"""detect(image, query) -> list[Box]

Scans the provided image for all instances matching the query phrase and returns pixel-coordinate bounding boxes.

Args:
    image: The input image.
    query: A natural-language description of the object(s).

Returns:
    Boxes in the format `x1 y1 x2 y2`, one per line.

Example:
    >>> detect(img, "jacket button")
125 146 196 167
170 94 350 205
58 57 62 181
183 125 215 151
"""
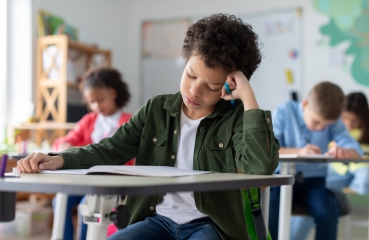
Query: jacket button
219 143 224 148
174 130 177 134
266 118 271 123
150 206 155 211
171 155 176 159
153 138 157 142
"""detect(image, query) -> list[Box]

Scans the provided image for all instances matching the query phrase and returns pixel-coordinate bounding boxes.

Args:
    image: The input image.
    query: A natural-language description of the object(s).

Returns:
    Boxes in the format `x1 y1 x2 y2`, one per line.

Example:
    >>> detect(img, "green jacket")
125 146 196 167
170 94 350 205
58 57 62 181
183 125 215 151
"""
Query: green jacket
60 92 280 240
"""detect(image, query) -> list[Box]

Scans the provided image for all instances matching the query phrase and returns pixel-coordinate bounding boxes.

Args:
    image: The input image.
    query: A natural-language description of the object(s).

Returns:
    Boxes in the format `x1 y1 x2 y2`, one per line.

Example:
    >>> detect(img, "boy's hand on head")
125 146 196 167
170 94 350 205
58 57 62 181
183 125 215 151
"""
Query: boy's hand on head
17 153 64 173
221 71 259 110
299 144 321 155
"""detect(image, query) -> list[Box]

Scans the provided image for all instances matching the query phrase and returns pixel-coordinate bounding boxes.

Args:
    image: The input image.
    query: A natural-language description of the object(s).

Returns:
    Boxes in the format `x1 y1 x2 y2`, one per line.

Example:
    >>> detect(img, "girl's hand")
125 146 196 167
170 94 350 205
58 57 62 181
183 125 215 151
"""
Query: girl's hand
327 146 360 159
17 153 64 173
221 71 259 110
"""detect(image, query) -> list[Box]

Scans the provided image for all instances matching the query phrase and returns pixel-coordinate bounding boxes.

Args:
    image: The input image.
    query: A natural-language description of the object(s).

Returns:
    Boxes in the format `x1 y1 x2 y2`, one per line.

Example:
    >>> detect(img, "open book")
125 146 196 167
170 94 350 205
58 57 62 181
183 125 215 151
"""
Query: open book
37 165 214 177
279 154 335 159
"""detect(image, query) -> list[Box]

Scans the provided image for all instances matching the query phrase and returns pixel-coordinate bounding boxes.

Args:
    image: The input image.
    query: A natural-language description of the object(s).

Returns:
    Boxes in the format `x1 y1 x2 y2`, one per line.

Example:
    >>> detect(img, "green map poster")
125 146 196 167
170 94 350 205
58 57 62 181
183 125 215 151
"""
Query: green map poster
313 0 369 86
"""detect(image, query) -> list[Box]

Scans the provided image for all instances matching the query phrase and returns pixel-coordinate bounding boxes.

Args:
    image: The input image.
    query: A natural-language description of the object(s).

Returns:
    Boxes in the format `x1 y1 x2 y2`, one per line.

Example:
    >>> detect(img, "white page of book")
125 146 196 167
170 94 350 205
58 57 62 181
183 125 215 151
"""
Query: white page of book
33 166 213 177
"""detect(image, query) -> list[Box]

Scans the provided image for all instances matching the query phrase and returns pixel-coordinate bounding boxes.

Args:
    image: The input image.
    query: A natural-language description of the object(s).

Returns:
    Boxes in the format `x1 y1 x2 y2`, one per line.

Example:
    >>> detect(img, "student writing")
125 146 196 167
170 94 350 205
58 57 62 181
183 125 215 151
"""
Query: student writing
291 92 369 240
269 82 363 240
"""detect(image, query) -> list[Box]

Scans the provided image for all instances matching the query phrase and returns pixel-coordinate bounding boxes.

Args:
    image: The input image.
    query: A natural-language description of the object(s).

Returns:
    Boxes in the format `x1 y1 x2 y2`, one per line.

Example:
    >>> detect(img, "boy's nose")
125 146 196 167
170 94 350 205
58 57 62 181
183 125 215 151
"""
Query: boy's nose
190 83 202 97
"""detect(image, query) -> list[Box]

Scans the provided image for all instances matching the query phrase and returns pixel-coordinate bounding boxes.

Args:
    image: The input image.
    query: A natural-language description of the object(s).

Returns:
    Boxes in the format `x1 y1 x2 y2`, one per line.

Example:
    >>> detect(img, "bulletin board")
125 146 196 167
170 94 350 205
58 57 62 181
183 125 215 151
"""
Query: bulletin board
140 8 302 111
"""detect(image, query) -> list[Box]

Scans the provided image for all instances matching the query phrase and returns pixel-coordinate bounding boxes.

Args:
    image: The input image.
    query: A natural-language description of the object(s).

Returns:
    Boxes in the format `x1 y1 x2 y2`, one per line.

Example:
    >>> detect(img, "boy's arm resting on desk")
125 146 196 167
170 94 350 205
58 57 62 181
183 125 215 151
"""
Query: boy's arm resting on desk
233 109 280 175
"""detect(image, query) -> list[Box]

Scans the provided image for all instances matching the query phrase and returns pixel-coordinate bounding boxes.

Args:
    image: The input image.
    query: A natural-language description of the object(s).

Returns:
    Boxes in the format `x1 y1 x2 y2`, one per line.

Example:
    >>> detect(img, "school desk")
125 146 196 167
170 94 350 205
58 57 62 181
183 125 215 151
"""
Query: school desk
0 172 294 240
278 156 366 240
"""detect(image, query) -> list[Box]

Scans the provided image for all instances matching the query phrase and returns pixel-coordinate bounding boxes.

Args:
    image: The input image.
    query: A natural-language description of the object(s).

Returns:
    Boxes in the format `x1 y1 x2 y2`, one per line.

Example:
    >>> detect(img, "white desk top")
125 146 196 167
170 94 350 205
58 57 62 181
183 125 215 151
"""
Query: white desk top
0 173 294 196
278 156 366 163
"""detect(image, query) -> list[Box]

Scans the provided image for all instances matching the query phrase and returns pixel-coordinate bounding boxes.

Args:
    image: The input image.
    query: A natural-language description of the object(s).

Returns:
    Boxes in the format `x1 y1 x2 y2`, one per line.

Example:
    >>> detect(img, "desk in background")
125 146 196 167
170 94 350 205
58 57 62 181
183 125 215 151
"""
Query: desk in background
278 156 366 240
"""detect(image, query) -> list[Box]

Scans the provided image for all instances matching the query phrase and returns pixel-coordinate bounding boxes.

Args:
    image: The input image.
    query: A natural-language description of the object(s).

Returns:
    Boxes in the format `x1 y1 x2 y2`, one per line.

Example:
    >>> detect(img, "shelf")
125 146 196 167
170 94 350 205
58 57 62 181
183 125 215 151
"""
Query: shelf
13 122 77 130
66 82 80 89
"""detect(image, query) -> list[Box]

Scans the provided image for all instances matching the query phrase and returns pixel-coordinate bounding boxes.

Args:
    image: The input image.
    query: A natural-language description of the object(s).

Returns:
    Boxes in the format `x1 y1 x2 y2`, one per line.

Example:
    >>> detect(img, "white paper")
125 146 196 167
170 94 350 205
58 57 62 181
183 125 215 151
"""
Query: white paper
38 166 213 177
87 165 213 177
41 169 88 175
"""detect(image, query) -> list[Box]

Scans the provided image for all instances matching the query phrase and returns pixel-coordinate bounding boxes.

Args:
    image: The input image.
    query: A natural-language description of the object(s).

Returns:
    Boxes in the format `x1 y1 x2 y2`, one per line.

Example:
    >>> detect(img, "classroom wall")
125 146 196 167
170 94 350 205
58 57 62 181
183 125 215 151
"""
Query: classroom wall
7 0 35 126
32 0 369 114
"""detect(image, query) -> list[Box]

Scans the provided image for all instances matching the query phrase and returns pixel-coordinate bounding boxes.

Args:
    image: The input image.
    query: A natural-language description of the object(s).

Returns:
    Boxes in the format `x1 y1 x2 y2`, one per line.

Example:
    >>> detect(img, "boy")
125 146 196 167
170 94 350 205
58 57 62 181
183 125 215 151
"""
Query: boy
269 81 363 240
17 14 280 240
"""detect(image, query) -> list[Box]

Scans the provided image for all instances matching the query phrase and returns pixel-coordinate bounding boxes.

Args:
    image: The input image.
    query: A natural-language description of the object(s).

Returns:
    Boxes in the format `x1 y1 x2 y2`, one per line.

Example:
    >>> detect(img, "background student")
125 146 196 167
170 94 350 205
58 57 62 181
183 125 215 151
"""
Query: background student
290 92 369 240
269 82 363 240
52 67 134 240
17 13 279 240
327 92 369 193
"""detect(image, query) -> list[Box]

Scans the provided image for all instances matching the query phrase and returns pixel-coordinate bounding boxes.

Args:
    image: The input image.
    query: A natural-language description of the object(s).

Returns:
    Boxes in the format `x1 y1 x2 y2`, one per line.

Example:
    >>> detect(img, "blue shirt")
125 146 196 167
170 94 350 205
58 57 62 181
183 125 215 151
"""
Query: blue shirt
272 100 363 178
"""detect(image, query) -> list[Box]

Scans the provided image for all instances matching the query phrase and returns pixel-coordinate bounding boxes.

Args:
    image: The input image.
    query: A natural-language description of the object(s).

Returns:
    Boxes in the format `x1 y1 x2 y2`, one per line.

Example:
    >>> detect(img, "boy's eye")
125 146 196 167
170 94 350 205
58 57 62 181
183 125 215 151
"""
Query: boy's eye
187 72 196 79
208 86 221 92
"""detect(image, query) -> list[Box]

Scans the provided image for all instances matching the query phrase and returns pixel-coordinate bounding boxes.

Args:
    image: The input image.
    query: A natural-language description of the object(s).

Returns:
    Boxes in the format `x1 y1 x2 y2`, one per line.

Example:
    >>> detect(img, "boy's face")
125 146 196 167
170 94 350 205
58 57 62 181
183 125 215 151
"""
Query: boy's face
83 87 118 116
302 100 335 131
180 55 227 119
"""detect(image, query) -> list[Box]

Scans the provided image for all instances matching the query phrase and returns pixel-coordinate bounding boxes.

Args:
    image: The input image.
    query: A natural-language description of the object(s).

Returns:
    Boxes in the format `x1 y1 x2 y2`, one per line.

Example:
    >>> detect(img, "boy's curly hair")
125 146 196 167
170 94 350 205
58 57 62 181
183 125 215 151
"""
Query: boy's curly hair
182 13 262 80
81 67 131 108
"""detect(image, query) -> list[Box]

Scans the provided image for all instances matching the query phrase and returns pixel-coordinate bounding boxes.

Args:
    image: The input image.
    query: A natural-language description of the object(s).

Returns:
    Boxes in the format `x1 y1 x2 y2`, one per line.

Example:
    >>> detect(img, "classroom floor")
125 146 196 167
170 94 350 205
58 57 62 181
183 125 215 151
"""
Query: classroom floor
307 207 369 240
2 208 369 240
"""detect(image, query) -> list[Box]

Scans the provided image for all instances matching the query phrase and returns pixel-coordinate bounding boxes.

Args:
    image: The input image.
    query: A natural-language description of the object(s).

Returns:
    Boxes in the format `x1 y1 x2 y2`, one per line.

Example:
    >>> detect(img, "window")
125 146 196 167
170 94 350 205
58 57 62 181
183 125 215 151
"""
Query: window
0 0 7 143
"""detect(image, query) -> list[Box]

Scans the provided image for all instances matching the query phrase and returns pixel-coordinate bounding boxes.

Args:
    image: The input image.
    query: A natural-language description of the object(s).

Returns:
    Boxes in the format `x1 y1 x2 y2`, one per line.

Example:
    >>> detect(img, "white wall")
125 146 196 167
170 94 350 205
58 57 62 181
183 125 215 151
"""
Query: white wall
34 0 139 113
33 0 369 114
8 0 35 126
0 0 8 143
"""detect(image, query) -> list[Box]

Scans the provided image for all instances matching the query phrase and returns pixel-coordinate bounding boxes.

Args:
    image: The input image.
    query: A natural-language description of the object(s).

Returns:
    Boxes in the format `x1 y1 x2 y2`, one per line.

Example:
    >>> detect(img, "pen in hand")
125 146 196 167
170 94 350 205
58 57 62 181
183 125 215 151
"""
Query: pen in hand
224 83 236 108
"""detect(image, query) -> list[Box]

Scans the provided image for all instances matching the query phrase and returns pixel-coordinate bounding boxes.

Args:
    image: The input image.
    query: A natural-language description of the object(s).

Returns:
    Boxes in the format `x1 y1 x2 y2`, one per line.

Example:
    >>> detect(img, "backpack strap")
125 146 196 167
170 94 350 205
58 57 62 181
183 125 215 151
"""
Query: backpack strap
242 188 268 240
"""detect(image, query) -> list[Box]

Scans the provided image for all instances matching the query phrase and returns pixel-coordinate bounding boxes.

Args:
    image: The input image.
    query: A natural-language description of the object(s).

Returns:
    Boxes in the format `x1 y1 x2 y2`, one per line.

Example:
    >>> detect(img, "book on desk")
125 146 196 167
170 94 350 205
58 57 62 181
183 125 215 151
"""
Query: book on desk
12 165 214 178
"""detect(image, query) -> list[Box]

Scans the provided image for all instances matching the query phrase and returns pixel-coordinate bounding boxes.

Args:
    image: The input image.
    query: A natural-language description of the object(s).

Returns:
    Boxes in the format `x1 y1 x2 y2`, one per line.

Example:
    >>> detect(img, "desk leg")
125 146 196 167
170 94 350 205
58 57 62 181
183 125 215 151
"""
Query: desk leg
51 193 67 240
279 185 292 240
261 187 270 232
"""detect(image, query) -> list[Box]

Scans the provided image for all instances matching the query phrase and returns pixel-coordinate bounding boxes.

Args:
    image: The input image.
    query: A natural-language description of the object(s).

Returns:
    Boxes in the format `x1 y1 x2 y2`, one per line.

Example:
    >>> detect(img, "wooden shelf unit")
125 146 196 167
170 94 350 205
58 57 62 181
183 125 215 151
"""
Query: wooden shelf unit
33 35 112 145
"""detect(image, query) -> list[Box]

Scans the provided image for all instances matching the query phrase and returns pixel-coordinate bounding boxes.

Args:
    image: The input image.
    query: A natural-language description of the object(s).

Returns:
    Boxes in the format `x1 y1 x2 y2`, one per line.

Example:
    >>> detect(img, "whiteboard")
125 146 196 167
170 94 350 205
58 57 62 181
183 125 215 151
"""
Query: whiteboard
141 9 302 111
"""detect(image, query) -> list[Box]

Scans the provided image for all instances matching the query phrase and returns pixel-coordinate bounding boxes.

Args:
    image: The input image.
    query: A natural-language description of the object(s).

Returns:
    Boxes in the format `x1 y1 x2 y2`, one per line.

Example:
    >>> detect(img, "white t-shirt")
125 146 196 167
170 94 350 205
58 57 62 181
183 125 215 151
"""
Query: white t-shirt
156 108 208 224
91 110 122 143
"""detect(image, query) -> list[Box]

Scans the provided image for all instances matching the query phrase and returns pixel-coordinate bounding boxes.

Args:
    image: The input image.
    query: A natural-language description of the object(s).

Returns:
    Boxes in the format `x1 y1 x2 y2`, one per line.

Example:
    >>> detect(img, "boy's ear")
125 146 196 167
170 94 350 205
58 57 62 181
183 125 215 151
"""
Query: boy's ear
302 100 308 110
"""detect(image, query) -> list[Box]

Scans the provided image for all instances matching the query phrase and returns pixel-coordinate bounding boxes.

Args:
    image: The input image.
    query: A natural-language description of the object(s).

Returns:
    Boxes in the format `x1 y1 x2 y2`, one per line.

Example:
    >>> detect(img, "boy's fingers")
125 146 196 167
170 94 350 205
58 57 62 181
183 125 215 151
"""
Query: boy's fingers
16 161 25 173
221 87 226 98
39 159 56 170
29 153 43 172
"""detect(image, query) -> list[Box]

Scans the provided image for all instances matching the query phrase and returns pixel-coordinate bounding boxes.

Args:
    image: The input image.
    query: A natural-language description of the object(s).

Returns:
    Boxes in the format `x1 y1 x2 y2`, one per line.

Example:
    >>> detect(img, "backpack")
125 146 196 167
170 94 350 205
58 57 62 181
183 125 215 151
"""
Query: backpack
242 188 272 240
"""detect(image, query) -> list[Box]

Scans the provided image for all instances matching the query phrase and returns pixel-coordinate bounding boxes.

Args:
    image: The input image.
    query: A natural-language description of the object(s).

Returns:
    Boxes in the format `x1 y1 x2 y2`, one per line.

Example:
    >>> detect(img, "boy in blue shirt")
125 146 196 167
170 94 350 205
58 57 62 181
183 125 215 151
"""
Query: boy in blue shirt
269 81 363 240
